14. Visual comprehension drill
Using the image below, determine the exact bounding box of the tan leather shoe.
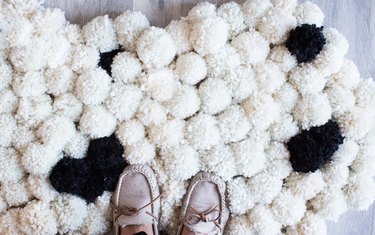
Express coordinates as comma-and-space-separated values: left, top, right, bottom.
177, 172, 229, 235
113, 164, 161, 235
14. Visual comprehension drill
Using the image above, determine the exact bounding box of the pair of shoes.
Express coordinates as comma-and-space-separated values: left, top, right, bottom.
113, 164, 229, 235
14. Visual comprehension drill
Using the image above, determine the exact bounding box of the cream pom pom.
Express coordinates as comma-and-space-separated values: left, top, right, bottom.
0, 63, 12, 91
273, 83, 298, 114
269, 114, 299, 142
201, 144, 237, 181
226, 214, 254, 235
70, 44, 100, 72
187, 2, 217, 21
0, 208, 21, 234
52, 194, 88, 233
142, 68, 177, 102
12, 124, 35, 151
247, 205, 282, 235
0, 147, 24, 183
125, 139, 156, 164
82, 15, 117, 52
0, 114, 16, 147
325, 84, 355, 116
27, 175, 57, 202
116, 119, 145, 146
254, 61, 285, 94
217, 105, 251, 143
205, 44, 240, 78
166, 85, 200, 119
285, 171, 325, 200
81, 204, 109, 235
293, 93, 332, 129
12, 71, 47, 97
19, 200, 58, 235
111, 52, 142, 84
160, 144, 200, 180
223, 66, 256, 103
105, 83, 143, 121
338, 108, 372, 140
227, 177, 255, 215
53, 93, 83, 121
271, 190, 306, 226
217, 2, 246, 37
185, 113, 220, 150
248, 171, 283, 204
294, 1, 325, 26
44, 66, 74, 96
189, 17, 229, 56
199, 78, 232, 115
136, 99, 167, 126
79, 105, 117, 138
36, 115, 76, 150
2, 179, 31, 207
256, 8, 296, 44
241, 0, 272, 27
242, 94, 280, 130
328, 59, 360, 90
288, 64, 326, 95
74, 68, 112, 105
309, 190, 347, 221
149, 119, 185, 148
175, 52, 207, 85
231, 31, 270, 65
114, 11, 149, 51
16, 95, 53, 128
22, 143, 62, 175
136, 27, 176, 68
0, 88, 17, 114
268, 45, 297, 72
165, 19, 192, 55
287, 211, 327, 235
63, 132, 89, 159
343, 174, 375, 210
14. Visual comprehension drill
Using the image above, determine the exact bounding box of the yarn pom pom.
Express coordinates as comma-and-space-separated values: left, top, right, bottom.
98, 49, 122, 76
286, 24, 326, 63
287, 120, 344, 173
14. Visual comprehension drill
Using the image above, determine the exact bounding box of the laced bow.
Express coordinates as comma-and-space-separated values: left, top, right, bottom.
185, 205, 222, 231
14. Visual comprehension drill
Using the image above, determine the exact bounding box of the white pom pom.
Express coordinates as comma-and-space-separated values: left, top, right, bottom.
201, 144, 237, 181
0, 208, 21, 234
242, 94, 280, 130
274, 83, 298, 114
0, 147, 24, 183
136, 27, 176, 68
9, 38, 46, 72
199, 78, 232, 115
111, 52, 142, 84
189, 17, 228, 56
343, 174, 375, 210
12, 124, 35, 151
187, 2, 217, 21
136, 99, 167, 126
52, 194, 88, 233
268, 45, 297, 72
293, 1, 325, 26
0, 63, 12, 91
271, 0, 297, 12
0, 194, 6, 213
217, 105, 251, 143
12, 71, 47, 97
149, 119, 185, 148
293, 93, 332, 129
16, 95, 53, 127
269, 114, 299, 142
217, 2, 246, 37
227, 177, 255, 215
22, 143, 61, 175
53, 93, 83, 122
125, 139, 155, 164
226, 215, 254, 235
44, 66, 74, 96
6, 16, 33, 48
284, 171, 325, 200
71, 45, 100, 72
328, 59, 360, 89
0, 114, 16, 147
247, 205, 282, 235
287, 211, 327, 235
331, 139, 359, 166
354, 78, 375, 109
142, 68, 177, 102
205, 44, 241, 78
44, 34, 70, 69
105, 83, 143, 121
0, 88, 17, 114
271, 190, 306, 226
325, 84, 355, 116
74, 68, 112, 105
248, 171, 283, 204
79, 106, 117, 138
63, 132, 89, 159
289, 64, 325, 95
185, 113, 220, 150
82, 15, 117, 52
231, 31, 270, 65
175, 52, 207, 85
2, 179, 31, 207
19, 200, 58, 235
254, 61, 285, 94
166, 85, 200, 119
27, 175, 57, 202
241, 0, 272, 27
222, 65, 256, 103
114, 11, 149, 51
81, 204, 109, 235
256, 8, 296, 44
338, 108, 372, 140
309, 190, 347, 221
116, 119, 145, 146
165, 19, 192, 55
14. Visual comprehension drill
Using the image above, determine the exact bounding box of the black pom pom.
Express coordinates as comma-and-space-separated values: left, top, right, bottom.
98, 49, 122, 76
49, 135, 127, 202
287, 120, 344, 173
286, 24, 326, 63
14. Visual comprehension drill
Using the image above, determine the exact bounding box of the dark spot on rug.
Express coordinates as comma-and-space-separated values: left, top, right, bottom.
49, 134, 127, 203
286, 24, 326, 63
287, 120, 344, 173
98, 48, 122, 77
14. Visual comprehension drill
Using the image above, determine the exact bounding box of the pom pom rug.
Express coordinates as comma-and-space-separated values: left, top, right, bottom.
1, 0, 375, 234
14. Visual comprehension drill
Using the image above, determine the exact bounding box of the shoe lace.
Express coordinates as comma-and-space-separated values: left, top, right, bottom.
185, 205, 222, 231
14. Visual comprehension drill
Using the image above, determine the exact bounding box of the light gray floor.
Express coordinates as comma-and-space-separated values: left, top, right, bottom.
43, 0, 375, 234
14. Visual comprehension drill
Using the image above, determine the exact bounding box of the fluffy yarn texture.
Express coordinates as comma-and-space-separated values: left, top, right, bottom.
1, 0, 375, 234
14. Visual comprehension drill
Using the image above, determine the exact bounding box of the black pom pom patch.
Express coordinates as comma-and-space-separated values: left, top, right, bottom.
287, 120, 344, 173
286, 24, 326, 63
49, 135, 126, 202
98, 49, 122, 76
